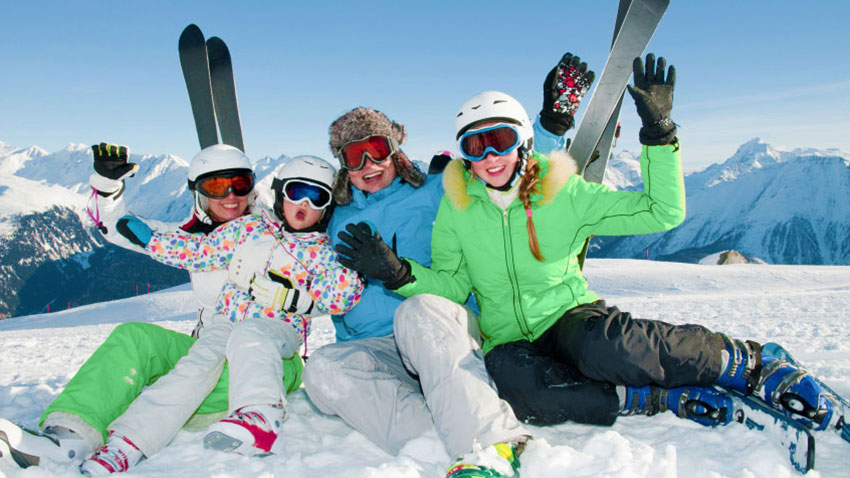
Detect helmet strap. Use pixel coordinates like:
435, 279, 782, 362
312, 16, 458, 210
194, 191, 213, 225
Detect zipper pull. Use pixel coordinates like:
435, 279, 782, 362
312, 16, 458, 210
503, 209, 508, 226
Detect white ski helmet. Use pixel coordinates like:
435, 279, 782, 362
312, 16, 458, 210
187, 144, 255, 225
455, 91, 534, 149
272, 155, 337, 231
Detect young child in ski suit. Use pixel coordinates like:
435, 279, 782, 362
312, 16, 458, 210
80, 155, 363, 475
336, 55, 845, 477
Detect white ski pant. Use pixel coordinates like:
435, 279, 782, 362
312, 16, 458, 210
110, 314, 297, 456
303, 294, 528, 458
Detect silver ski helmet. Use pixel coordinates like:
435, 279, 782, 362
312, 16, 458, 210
187, 144, 255, 224
455, 91, 534, 157
271, 155, 336, 232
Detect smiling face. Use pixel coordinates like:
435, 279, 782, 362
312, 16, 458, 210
282, 198, 324, 231
347, 155, 398, 194
206, 192, 249, 222
469, 149, 520, 188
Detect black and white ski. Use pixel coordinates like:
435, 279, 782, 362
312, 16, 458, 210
206, 36, 245, 152
730, 391, 815, 474
178, 24, 218, 149
568, 0, 669, 174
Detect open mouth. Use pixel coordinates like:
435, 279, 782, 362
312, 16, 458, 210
486, 165, 505, 175
295, 210, 307, 221
363, 171, 382, 182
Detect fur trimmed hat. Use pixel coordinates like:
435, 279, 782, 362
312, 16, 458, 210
329, 106, 425, 205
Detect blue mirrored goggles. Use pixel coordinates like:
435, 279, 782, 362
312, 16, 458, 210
271, 178, 332, 210
457, 124, 521, 161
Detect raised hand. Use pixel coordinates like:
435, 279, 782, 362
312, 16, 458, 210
626, 53, 677, 145
92, 142, 138, 181
540, 52, 596, 136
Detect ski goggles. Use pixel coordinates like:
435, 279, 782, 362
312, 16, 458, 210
272, 178, 333, 210
336, 135, 399, 171
458, 124, 521, 161
193, 171, 255, 199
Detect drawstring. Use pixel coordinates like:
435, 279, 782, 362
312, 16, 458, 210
302, 321, 309, 360
86, 189, 107, 233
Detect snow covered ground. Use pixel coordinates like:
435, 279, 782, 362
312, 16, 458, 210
1, 259, 848, 478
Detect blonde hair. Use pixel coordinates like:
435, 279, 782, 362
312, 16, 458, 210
518, 156, 544, 261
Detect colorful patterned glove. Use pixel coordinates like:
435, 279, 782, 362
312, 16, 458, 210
540, 52, 595, 136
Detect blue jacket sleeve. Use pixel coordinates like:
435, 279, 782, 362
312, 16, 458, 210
533, 114, 567, 156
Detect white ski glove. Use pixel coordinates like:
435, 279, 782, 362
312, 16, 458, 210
249, 270, 315, 315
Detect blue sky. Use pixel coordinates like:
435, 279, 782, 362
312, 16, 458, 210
1, 1, 848, 172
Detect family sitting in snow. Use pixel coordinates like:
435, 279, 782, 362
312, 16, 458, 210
1, 50, 844, 478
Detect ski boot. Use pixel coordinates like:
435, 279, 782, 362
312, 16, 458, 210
0, 418, 89, 469
203, 404, 284, 456
80, 432, 144, 476
620, 385, 734, 426
445, 441, 523, 478
716, 337, 843, 433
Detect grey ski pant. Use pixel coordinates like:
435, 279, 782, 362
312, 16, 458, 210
303, 294, 528, 458
110, 315, 297, 456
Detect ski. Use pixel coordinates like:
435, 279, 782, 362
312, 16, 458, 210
178, 24, 218, 149
762, 342, 850, 444
581, 0, 631, 185
574, 0, 668, 268
730, 392, 815, 474
206, 36, 245, 152
568, 0, 669, 174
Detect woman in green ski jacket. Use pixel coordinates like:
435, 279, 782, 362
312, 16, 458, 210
336, 55, 843, 462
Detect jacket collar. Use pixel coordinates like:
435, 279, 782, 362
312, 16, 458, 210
442, 149, 577, 211
349, 177, 406, 209
258, 209, 327, 244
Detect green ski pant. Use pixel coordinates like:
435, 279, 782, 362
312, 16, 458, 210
40, 322, 303, 442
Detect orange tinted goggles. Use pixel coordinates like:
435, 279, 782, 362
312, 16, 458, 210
195, 172, 255, 199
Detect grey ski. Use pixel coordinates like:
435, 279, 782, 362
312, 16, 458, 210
576, 0, 668, 268
178, 24, 218, 149
206, 36, 245, 152
568, 0, 669, 174
582, 0, 630, 185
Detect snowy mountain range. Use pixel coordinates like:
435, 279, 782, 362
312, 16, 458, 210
1, 138, 848, 318
590, 139, 850, 265
0, 141, 292, 318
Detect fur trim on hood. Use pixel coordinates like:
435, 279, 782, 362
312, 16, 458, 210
442, 149, 577, 211
329, 106, 425, 205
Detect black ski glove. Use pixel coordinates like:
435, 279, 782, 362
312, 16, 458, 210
335, 222, 413, 290
92, 142, 138, 181
626, 53, 677, 146
428, 151, 454, 175
540, 52, 595, 136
